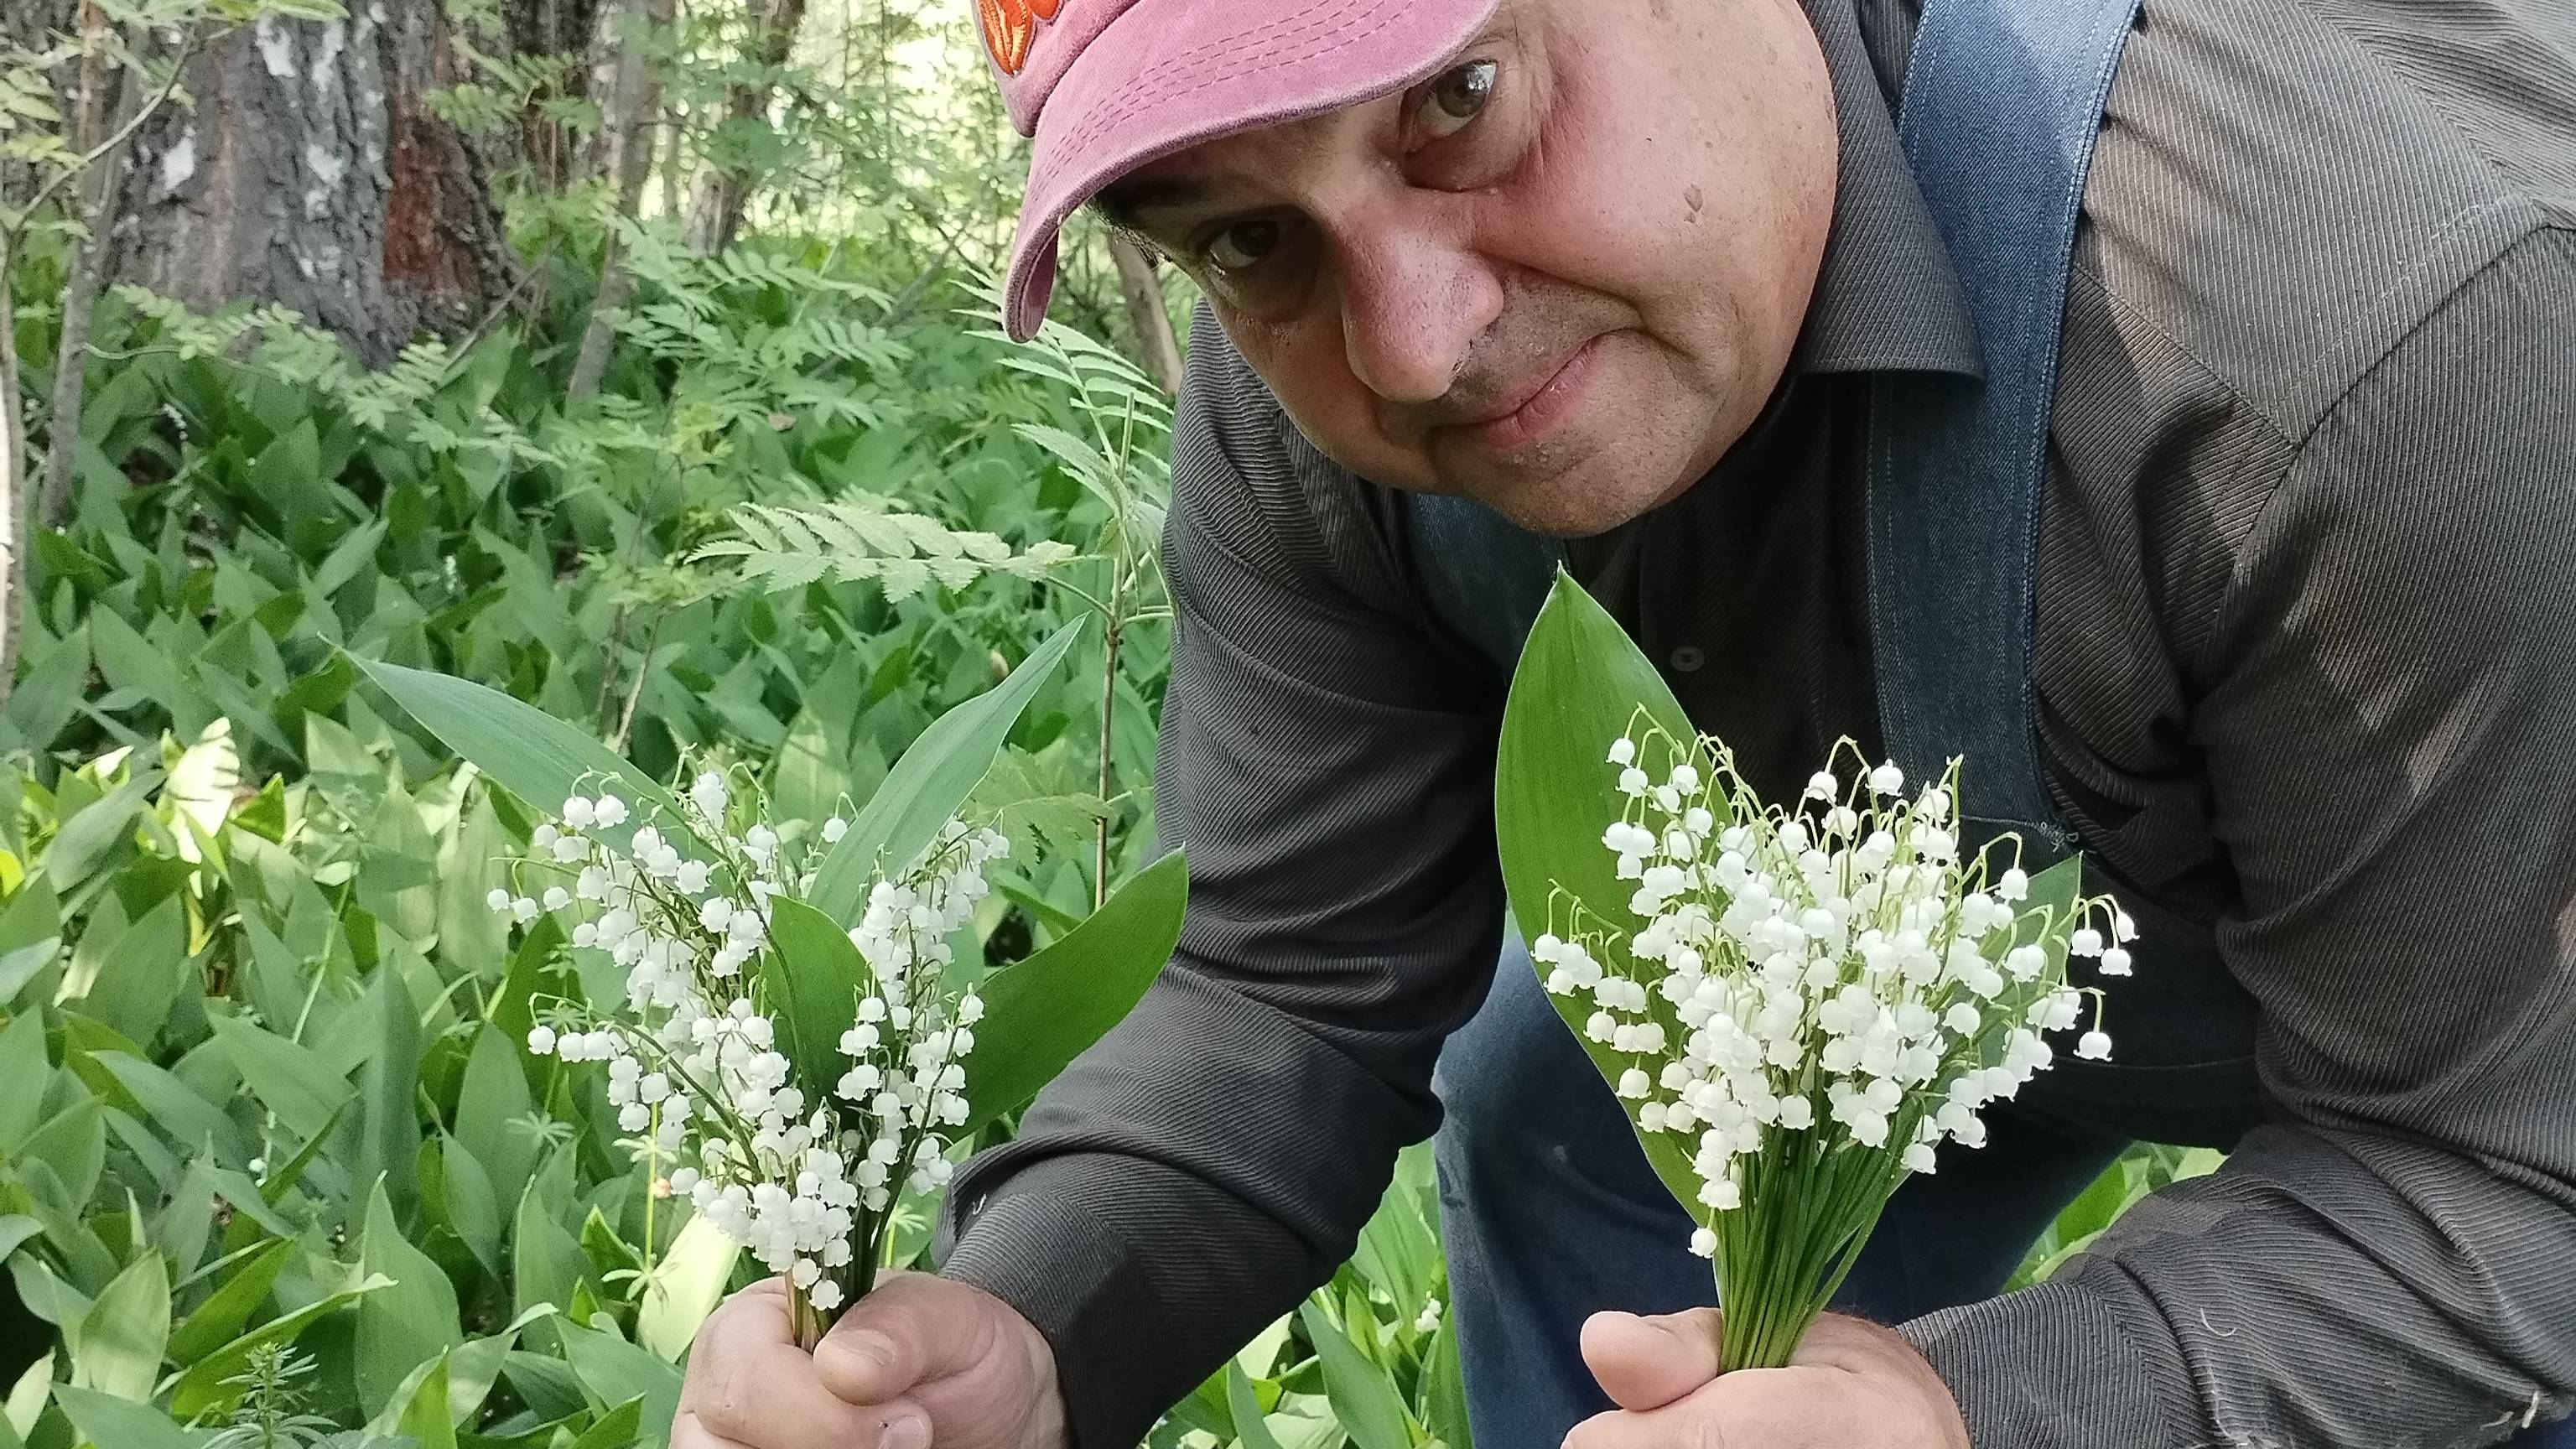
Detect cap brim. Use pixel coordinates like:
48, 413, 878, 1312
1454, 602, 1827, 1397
1001, 0, 1503, 340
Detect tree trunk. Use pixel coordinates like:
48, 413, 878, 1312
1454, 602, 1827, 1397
112, 0, 515, 366
39, 4, 136, 529
1108, 233, 1183, 394
566, 0, 670, 397
502, 0, 605, 191
679, 0, 806, 256
0, 272, 26, 713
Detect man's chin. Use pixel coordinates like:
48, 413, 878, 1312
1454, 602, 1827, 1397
1453, 465, 1680, 540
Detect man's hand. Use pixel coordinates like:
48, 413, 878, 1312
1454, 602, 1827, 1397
1566, 1309, 1972, 1449
674, 1273, 1067, 1449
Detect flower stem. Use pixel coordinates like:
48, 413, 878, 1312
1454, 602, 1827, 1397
791, 1282, 825, 1353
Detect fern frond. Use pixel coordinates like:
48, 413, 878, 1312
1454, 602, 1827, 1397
692, 500, 1078, 602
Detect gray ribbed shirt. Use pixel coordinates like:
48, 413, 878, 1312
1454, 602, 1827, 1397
939, 0, 2576, 1442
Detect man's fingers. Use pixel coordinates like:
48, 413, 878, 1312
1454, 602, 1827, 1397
671, 1410, 755, 1449
688, 1336, 897, 1449
681, 1280, 897, 1449
813, 1270, 1004, 1405
1580, 1307, 1727, 1411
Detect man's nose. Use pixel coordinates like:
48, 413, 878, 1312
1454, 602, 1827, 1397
1333, 222, 1501, 406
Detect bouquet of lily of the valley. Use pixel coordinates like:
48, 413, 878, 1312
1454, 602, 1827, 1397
353, 621, 1188, 1346
1493, 575, 2129, 1372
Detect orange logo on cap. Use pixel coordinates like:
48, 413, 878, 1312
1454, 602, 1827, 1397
979, 0, 1062, 75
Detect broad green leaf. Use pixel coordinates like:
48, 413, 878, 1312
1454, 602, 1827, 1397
502, 1346, 588, 1421
368, 1350, 458, 1449
512, 1176, 593, 1347
438, 792, 514, 979
636, 1214, 740, 1362
1236, 1314, 1294, 1379
1493, 574, 1711, 1211
0, 875, 64, 1007
558, 1318, 682, 1448
91, 1052, 242, 1164
8, 626, 92, 752
569, 1395, 647, 1449
1226, 1364, 1290, 1449
0, 1218, 36, 1263
168, 1237, 293, 1365
149, 1159, 218, 1281
345, 963, 425, 1215
50, 1382, 194, 1449
439, 1132, 505, 1276
44, 773, 153, 893
808, 620, 1085, 922
0, 1009, 53, 1149
162, 1271, 393, 1418
63, 896, 188, 1052
252, 1100, 348, 1210
959, 849, 1187, 1134
208, 1014, 353, 1141
768, 706, 849, 830
1419, 1322, 1473, 1449
65, 1249, 168, 1400
312, 517, 390, 599
1296, 1302, 1414, 1449
353, 657, 693, 850
449, 1311, 549, 1426
164, 719, 239, 862
454, 1026, 539, 1214
9, 1254, 91, 1326
760, 898, 870, 1096
356, 781, 443, 945
22, 1098, 106, 1208
1351, 1178, 1437, 1317
4, 1351, 51, 1439
356, 1176, 463, 1416
91, 608, 198, 737
486, 913, 565, 1064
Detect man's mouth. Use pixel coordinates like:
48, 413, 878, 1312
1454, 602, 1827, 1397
1453, 335, 1610, 454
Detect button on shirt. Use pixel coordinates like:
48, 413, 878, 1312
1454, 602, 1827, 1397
937, 0, 2576, 1442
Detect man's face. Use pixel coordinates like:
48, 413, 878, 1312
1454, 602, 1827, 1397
1100, 0, 1839, 537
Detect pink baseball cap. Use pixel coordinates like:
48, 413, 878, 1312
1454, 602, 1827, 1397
984, 0, 1504, 340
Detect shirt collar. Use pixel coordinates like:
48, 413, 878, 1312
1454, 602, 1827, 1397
1789, 0, 1985, 379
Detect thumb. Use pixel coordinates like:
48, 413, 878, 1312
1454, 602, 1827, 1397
1580, 1307, 1727, 1411
813, 1270, 1005, 1405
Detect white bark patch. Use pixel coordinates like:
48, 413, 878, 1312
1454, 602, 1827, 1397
309, 20, 345, 96
158, 127, 198, 195
254, 15, 297, 78
303, 143, 347, 217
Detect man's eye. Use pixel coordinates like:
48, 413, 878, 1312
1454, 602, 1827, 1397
1415, 59, 1498, 139
1206, 219, 1283, 272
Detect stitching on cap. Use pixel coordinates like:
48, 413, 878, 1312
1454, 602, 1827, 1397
1051, 0, 1412, 160
1061, 1, 1394, 153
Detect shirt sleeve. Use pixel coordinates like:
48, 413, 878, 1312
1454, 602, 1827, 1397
936, 319, 1509, 1449
1900, 226, 2576, 1446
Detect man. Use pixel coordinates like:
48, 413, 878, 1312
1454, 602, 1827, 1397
675, 0, 2576, 1444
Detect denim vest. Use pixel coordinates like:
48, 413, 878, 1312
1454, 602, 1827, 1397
1409, 0, 2262, 1148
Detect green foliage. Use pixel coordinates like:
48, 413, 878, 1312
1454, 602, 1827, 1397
1488, 573, 1724, 1213
1156, 1149, 1472, 1449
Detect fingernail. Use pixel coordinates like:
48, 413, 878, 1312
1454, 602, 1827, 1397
842, 1329, 898, 1370
881, 1411, 930, 1449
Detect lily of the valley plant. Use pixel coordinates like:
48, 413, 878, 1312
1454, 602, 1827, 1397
501, 772, 1005, 1325
353, 620, 1189, 1348
1495, 574, 2127, 1372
